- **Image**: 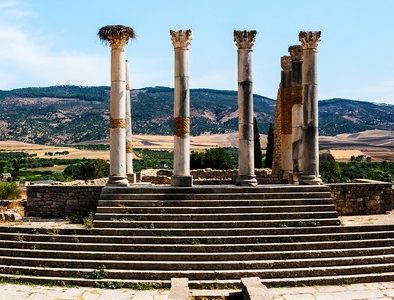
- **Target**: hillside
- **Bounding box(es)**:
[0,85,393,145]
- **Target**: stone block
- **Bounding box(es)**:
[241,277,271,300]
[168,277,189,300]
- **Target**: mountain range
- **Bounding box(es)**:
[0,85,393,145]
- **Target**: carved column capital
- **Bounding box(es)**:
[288,45,303,62]
[281,56,292,71]
[234,30,256,49]
[170,30,192,49]
[98,25,135,49]
[299,31,321,50]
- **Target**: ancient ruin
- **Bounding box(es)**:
[234,30,258,186]
[170,29,193,187]
[2,25,393,294]
[272,31,323,184]
[98,25,135,186]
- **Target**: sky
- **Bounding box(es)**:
[0,0,394,104]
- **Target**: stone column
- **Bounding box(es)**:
[98,25,135,186]
[299,31,323,185]
[234,30,257,186]
[170,29,193,187]
[280,56,293,180]
[289,45,304,179]
[272,87,282,175]
[125,59,135,184]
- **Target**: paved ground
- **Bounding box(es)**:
[1,282,394,300]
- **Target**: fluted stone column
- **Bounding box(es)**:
[234,30,257,186]
[299,31,323,185]
[125,59,135,184]
[280,56,293,180]
[289,45,304,179]
[99,26,135,187]
[170,29,193,187]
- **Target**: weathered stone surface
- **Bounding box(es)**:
[171,29,192,187]
[242,277,272,300]
[234,30,257,186]
[328,180,393,215]
[168,277,189,300]
[27,186,102,218]
[299,31,322,185]
[272,87,283,175]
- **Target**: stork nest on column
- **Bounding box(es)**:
[98,25,136,44]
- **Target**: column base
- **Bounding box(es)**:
[300,174,323,185]
[107,176,129,187]
[235,175,258,186]
[171,175,193,187]
[127,173,136,184]
[291,172,303,185]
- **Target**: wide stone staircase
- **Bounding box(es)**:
[0,185,394,288]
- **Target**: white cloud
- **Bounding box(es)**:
[0,0,36,18]
[0,24,109,89]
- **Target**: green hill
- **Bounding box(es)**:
[0,85,392,144]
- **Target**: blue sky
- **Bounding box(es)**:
[0,0,393,104]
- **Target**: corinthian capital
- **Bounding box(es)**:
[281,56,292,71]
[98,25,135,49]
[234,30,257,49]
[299,31,321,49]
[170,30,192,49]
[288,45,303,62]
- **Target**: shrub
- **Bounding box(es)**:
[63,159,109,180]
[0,182,20,200]
[190,148,235,170]
[320,160,343,183]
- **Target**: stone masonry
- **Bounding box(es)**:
[27,186,102,218]
[328,180,393,215]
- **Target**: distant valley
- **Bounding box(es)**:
[0,85,393,145]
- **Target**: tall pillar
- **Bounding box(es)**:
[288,45,304,179]
[170,29,193,187]
[272,87,282,175]
[98,25,135,186]
[280,56,293,180]
[125,59,135,183]
[299,31,323,185]
[234,30,257,186]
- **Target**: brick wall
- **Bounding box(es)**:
[27,186,103,218]
[328,180,393,215]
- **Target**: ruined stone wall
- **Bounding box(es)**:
[146,169,285,185]
[27,186,102,218]
[328,180,393,215]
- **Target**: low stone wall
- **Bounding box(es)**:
[151,168,286,185]
[27,186,103,218]
[328,180,393,215]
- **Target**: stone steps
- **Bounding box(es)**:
[92,218,340,228]
[1,272,394,289]
[99,192,331,200]
[94,211,338,221]
[2,246,394,261]
[2,231,394,244]
[1,184,392,288]
[2,254,394,270]
[95,204,337,214]
[100,185,329,195]
[97,198,335,207]
[2,224,394,235]
[1,263,394,280]
[2,239,394,252]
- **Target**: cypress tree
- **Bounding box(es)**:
[264,123,274,168]
[253,117,263,168]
